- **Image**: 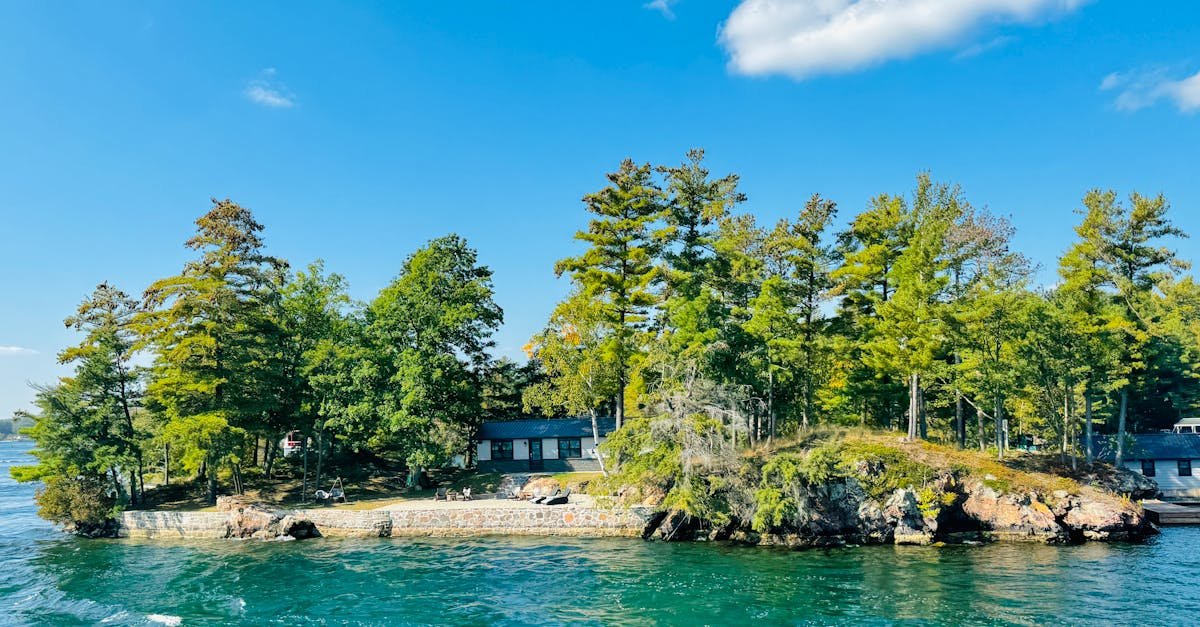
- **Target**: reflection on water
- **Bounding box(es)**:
[3,439,1198,626]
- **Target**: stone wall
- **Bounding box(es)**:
[119,511,229,539]
[118,505,653,540]
[388,505,652,537]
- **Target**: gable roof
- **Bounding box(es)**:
[477,418,617,440]
[1176,417,1200,427]
[1092,433,1200,461]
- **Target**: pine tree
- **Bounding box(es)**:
[556,159,666,429]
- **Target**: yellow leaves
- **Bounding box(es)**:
[521,341,537,359]
[561,323,582,346]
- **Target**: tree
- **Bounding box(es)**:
[556,159,666,429]
[136,198,287,503]
[864,176,963,440]
[1058,195,1122,464]
[364,234,502,482]
[523,292,620,475]
[831,192,912,428]
[279,260,354,498]
[1102,191,1186,465]
[13,283,146,509]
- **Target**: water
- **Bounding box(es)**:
[2,439,1199,626]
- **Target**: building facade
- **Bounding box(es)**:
[474,418,616,473]
[1098,432,1200,499]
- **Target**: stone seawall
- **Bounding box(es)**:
[119,505,654,540]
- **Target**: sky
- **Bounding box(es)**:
[1,1,1198,420]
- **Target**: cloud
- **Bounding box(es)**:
[0,346,37,356]
[954,35,1016,60]
[1100,67,1200,113]
[719,0,1087,79]
[645,0,678,19]
[244,68,296,108]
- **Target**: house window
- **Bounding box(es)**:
[1179,460,1193,477]
[558,438,582,459]
[491,440,514,461]
[1141,460,1156,477]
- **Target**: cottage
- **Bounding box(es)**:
[1096,432,1200,499]
[474,418,616,473]
[1172,417,1200,434]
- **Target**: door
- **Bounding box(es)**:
[529,439,543,472]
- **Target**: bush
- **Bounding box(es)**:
[35,475,120,536]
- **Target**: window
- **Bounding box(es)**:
[558,437,583,459]
[1141,460,1156,477]
[490,440,513,461]
[1179,460,1193,477]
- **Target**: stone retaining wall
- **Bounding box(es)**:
[119,511,229,539]
[387,506,652,537]
[118,505,653,540]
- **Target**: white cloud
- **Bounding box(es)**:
[954,35,1016,60]
[719,0,1087,79]
[645,0,678,19]
[0,346,37,356]
[244,68,296,108]
[1101,68,1200,113]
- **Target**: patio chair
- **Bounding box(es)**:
[544,488,571,506]
[433,487,448,501]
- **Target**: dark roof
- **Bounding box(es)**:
[1091,433,1200,461]
[476,418,617,440]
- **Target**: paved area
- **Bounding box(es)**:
[376,494,596,511]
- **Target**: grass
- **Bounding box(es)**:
[760,427,1085,500]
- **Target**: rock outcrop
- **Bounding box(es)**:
[640,469,1155,548]
[225,505,320,540]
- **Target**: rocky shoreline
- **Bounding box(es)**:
[643,467,1158,547]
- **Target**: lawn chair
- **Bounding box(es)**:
[461,487,472,501]
[315,477,347,504]
[532,489,560,505]
[544,488,571,506]
[433,487,448,501]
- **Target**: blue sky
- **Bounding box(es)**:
[2,1,1198,419]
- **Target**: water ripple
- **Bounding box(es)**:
[3,440,1199,625]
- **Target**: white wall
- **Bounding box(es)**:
[513,438,529,461]
[541,438,559,459]
[582,436,599,460]
[1126,459,1200,496]
[477,441,490,462]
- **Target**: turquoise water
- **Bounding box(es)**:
[3,439,1199,626]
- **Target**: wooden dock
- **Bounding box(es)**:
[1143,501,1200,525]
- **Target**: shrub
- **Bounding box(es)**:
[35,475,120,536]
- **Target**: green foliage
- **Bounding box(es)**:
[34,475,120,530]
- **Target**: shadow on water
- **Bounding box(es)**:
[4,438,1200,626]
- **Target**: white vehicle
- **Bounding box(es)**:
[1171,417,1200,434]
[281,431,305,456]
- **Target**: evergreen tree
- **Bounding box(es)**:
[556,159,666,429]
[136,199,287,503]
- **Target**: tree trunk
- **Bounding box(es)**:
[768,367,776,442]
[907,374,919,440]
[994,396,1004,460]
[956,394,965,448]
[977,405,985,452]
[163,442,170,487]
[590,409,609,477]
[265,437,277,479]
[1116,388,1129,467]
[917,383,927,440]
[302,432,309,503]
[205,454,217,505]
[315,427,326,497]
[1085,394,1094,466]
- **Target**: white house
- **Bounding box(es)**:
[1102,432,1200,499]
[474,418,616,473]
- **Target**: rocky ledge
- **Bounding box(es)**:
[640,455,1157,547]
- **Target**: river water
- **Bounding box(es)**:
[2,439,1198,625]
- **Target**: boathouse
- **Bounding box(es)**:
[1096,432,1200,499]
[474,418,615,473]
